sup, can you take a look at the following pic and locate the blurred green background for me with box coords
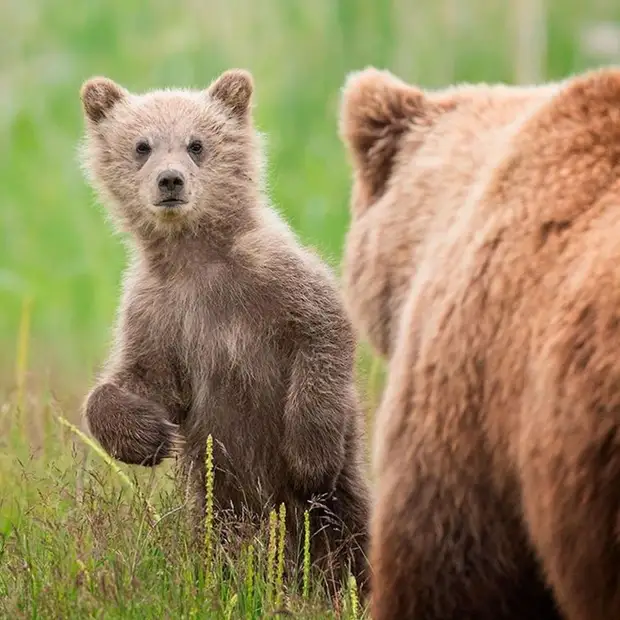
[2,0,620,390]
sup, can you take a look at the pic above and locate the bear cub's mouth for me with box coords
[155,198,188,208]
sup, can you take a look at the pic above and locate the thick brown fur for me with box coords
[339,65,620,619]
[79,69,370,595]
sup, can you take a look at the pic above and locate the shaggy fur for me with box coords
[79,69,370,594]
[339,65,620,619]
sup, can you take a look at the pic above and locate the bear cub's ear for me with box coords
[207,69,254,119]
[81,77,128,124]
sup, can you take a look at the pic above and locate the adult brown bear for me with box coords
[339,66,620,620]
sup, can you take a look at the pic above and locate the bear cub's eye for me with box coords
[135,140,152,157]
[188,140,204,157]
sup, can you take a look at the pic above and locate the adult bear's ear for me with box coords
[339,67,431,202]
[207,69,254,120]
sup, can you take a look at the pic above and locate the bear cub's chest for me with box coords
[169,274,285,392]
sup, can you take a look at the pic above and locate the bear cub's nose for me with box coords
[157,170,185,195]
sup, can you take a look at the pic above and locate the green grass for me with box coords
[2,0,620,617]
[2,398,368,619]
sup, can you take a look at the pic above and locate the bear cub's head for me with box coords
[79,69,258,235]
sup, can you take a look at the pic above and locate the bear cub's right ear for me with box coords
[81,77,128,123]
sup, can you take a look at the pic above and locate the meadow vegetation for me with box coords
[1,0,619,617]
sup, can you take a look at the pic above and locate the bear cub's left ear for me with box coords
[207,69,254,119]
[81,77,128,124]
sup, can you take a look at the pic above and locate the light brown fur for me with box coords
[79,69,370,594]
[339,65,620,619]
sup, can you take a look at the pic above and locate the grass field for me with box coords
[2,0,620,617]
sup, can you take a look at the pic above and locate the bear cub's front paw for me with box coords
[85,383,182,467]
[283,433,345,497]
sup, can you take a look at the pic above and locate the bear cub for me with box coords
[79,68,370,593]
